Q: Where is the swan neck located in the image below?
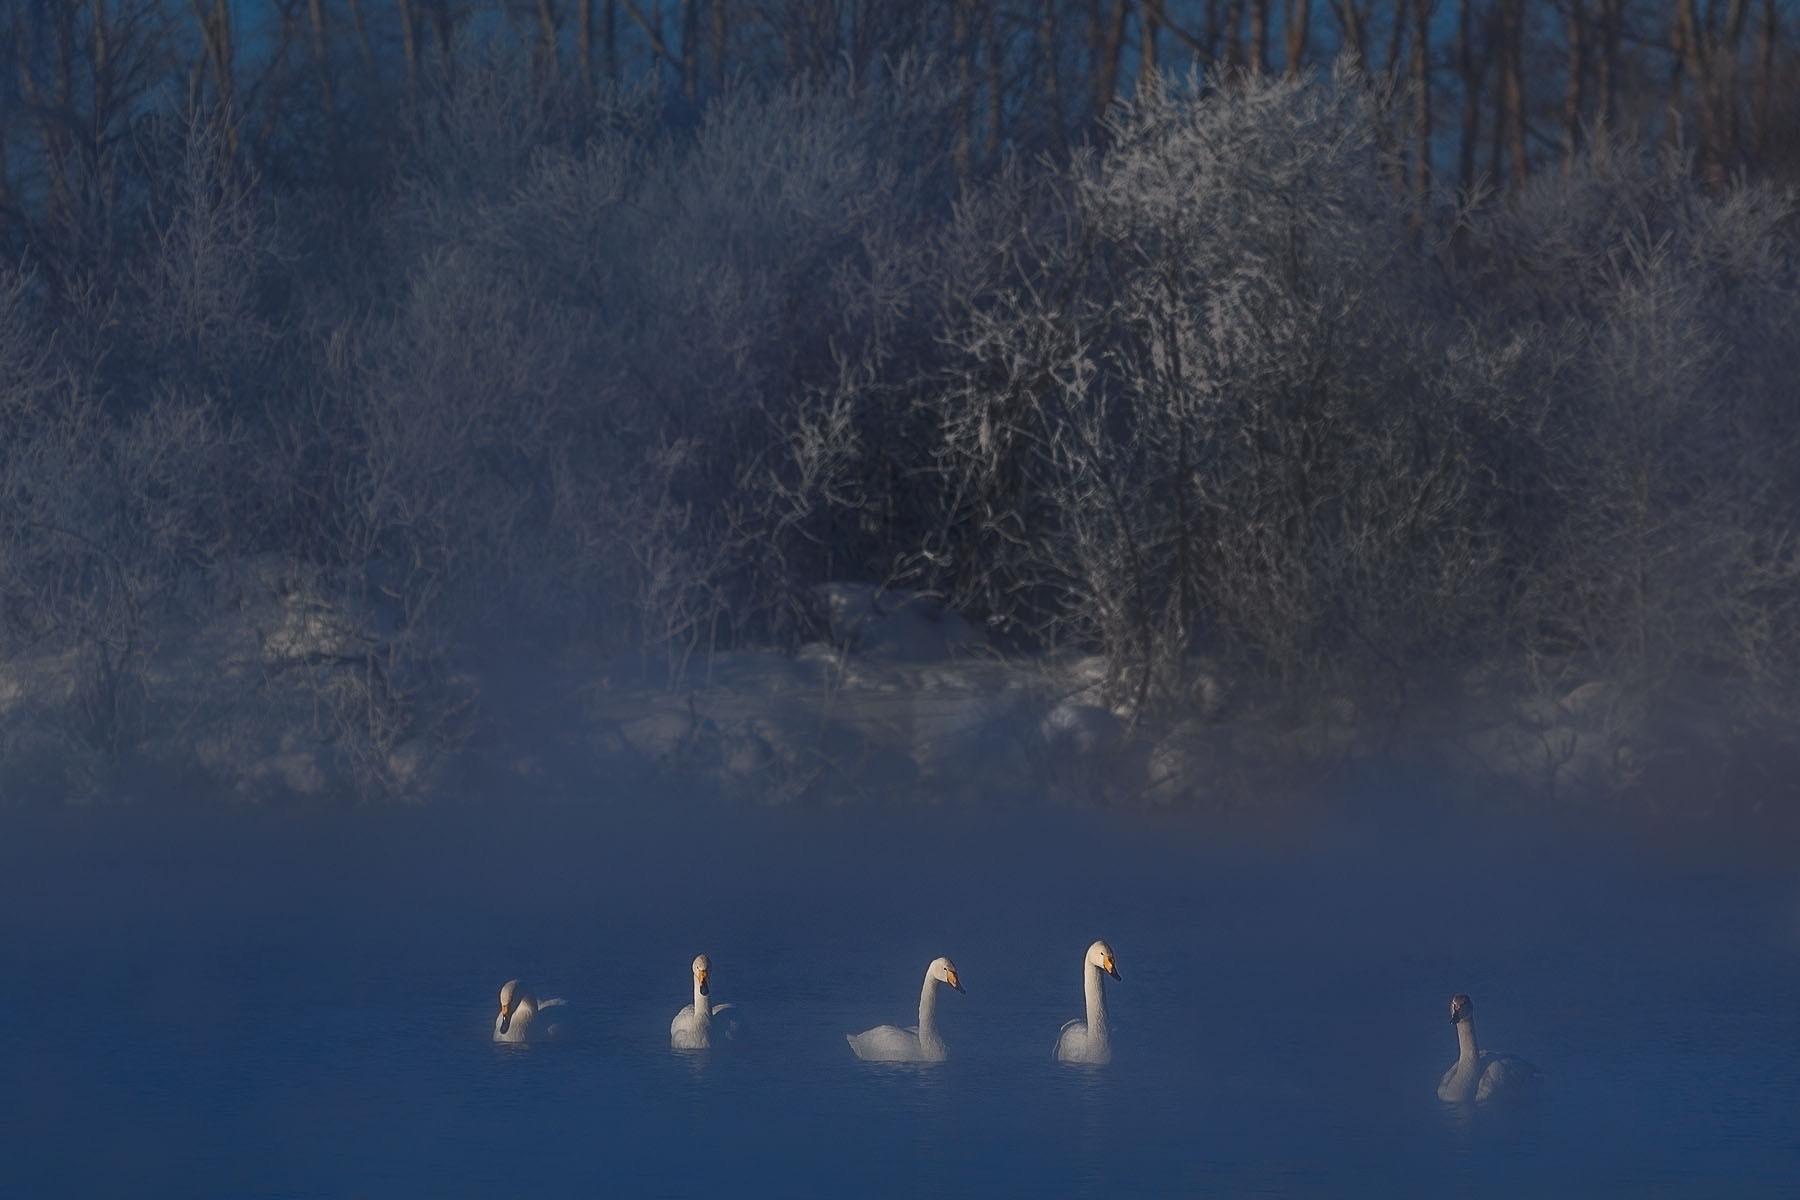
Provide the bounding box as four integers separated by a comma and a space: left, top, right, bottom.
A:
1084, 962, 1111, 1041
917, 970, 947, 1055
917, 972, 938, 1033
1456, 1017, 1480, 1064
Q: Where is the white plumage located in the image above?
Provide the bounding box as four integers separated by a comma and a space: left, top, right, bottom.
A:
493, 979, 567, 1044
1437, 992, 1538, 1102
1055, 939, 1121, 1064
670, 954, 738, 1049
846, 956, 964, 1062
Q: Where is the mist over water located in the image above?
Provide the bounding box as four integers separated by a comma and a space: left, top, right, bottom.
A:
3, 789, 1796, 1198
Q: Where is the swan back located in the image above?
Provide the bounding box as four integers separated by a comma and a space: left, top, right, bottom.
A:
845, 1025, 928, 1062
1474, 1052, 1538, 1101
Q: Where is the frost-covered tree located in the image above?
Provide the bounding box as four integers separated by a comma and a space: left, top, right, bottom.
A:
297, 62, 961, 683
1459, 135, 1800, 747
929, 69, 1500, 719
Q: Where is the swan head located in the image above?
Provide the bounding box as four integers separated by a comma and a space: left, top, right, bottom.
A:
497, 979, 526, 1034
692, 954, 712, 997
1087, 939, 1121, 980
930, 956, 965, 993
1449, 993, 1474, 1025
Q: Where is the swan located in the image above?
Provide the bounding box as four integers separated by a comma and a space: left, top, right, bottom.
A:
1438, 992, 1538, 1102
846, 956, 964, 1062
670, 954, 738, 1049
493, 979, 567, 1044
1055, 939, 1121, 1064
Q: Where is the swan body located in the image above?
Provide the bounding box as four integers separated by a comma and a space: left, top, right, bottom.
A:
493, 979, 567, 1044
1055, 939, 1121, 1064
671, 954, 738, 1049
1438, 992, 1538, 1102
847, 956, 964, 1062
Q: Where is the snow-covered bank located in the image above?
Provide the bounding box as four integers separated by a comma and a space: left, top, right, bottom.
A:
0, 571, 1793, 840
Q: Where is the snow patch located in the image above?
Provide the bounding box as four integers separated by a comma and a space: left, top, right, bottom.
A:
812, 583, 988, 662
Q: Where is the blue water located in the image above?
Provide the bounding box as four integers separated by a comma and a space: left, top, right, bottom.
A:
3, 798, 1796, 1197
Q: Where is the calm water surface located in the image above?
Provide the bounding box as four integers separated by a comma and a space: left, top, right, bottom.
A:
2, 795, 1795, 1197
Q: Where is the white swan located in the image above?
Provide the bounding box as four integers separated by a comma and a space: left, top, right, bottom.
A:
1055, 939, 1121, 1064
670, 954, 738, 1049
493, 979, 567, 1044
1438, 992, 1538, 1102
846, 956, 964, 1062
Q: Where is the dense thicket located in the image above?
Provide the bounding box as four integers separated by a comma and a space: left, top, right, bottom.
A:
1, 3, 1797, 799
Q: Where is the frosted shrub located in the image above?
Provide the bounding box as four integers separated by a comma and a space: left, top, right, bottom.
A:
1465, 137, 1800, 740
931, 70, 1495, 719
347, 68, 957, 678
274, 248, 586, 784
551, 80, 953, 661
0, 267, 53, 412
920, 160, 1094, 646
128, 108, 283, 388
395, 54, 623, 225
0, 111, 284, 792
610, 89, 935, 479
0, 379, 235, 772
